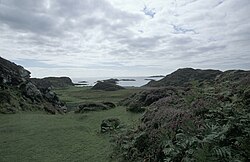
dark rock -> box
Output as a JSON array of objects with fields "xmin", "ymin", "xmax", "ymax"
[{"xmin": 101, "ymin": 118, "xmax": 121, "ymax": 133}]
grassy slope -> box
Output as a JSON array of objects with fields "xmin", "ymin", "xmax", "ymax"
[{"xmin": 0, "ymin": 86, "xmax": 141, "ymax": 162}]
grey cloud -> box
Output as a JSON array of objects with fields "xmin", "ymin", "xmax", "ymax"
[
  {"xmin": 0, "ymin": 0, "xmax": 250, "ymax": 78},
  {"xmin": 170, "ymin": 36, "xmax": 193, "ymax": 45},
  {"xmin": 0, "ymin": 5, "xmax": 58, "ymax": 35},
  {"xmin": 171, "ymin": 24, "xmax": 197, "ymax": 34},
  {"xmin": 0, "ymin": 0, "xmax": 142, "ymax": 36},
  {"xmin": 196, "ymin": 45, "xmax": 226, "ymax": 53},
  {"xmin": 126, "ymin": 36, "xmax": 163, "ymax": 49}
]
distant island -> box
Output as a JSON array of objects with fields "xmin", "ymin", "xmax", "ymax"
[
  {"xmin": 78, "ymin": 80, "xmax": 87, "ymax": 83},
  {"xmin": 148, "ymin": 75, "xmax": 165, "ymax": 78},
  {"xmin": 144, "ymin": 78, "xmax": 155, "ymax": 81},
  {"xmin": 74, "ymin": 83, "xmax": 88, "ymax": 86},
  {"xmin": 119, "ymin": 79, "xmax": 136, "ymax": 81}
]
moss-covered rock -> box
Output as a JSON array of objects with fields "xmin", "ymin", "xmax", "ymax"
[{"xmin": 101, "ymin": 118, "xmax": 121, "ymax": 133}]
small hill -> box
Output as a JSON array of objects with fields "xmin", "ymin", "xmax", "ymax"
[
  {"xmin": 91, "ymin": 81, "xmax": 125, "ymax": 91},
  {"xmin": 30, "ymin": 77, "xmax": 73, "ymax": 89},
  {"xmin": 145, "ymin": 68, "xmax": 222, "ymax": 87},
  {"xmin": 0, "ymin": 57, "xmax": 67, "ymax": 114},
  {"xmin": 43, "ymin": 77, "xmax": 74, "ymax": 87}
]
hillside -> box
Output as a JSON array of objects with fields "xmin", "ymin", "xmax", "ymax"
[
  {"xmin": 116, "ymin": 69, "xmax": 250, "ymax": 161},
  {"xmin": 145, "ymin": 68, "xmax": 222, "ymax": 87}
]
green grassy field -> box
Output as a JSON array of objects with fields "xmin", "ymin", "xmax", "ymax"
[{"xmin": 0, "ymin": 86, "xmax": 141, "ymax": 162}]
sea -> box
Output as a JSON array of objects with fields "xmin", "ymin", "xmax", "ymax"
[{"xmin": 72, "ymin": 76, "xmax": 164, "ymax": 87}]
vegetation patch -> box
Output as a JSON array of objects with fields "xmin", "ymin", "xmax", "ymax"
[{"xmin": 114, "ymin": 70, "xmax": 250, "ymax": 162}]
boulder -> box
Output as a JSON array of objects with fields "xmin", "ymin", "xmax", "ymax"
[{"xmin": 101, "ymin": 118, "xmax": 121, "ymax": 133}]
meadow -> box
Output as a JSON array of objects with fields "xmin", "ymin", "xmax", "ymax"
[{"xmin": 0, "ymin": 86, "xmax": 141, "ymax": 162}]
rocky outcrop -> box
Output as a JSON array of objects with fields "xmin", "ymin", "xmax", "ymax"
[
  {"xmin": 101, "ymin": 118, "xmax": 121, "ymax": 133},
  {"xmin": 0, "ymin": 57, "xmax": 67, "ymax": 114}
]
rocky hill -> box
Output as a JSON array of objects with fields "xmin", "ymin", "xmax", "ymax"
[
  {"xmin": 145, "ymin": 68, "xmax": 222, "ymax": 87},
  {"xmin": 42, "ymin": 77, "xmax": 74, "ymax": 87},
  {"xmin": 116, "ymin": 68, "xmax": 250, "ymax": 162},
  {"xmin": 91, "ymin": 79, "xmax": 125, "ymax": 91},
  {"xmin": 30, "ymin": 77, "xmax": 73, "ymax": 89},
  {"xmin": 0, "ymin": 57, "xmax": 67, "ymax": 114}
]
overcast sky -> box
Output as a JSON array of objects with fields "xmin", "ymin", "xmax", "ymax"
[{"xmin": 0, "ymin": 0, "xmax": 250, "ymax": 78}]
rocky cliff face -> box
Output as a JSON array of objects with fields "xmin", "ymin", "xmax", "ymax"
[{"xmin": 0, "ymin": 57, "xmax": 67, "ymax": 114}]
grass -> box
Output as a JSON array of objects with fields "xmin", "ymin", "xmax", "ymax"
[
  {"xmin": 0, "ymin": 86, "xmax": 142, "ymax": 162},
  {"xmin": 55, "ymin": 86, "xmax": 142, "ymax": 110}
]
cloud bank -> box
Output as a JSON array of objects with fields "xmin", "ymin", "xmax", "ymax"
[{"xmin": 0, "ymin": 0, "xmax": 249, "ymax": 77}]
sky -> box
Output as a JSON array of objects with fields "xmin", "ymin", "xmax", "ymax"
[{"xmin": 0, "ymin": 0, "xmax": 250, "ymax": 78}]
